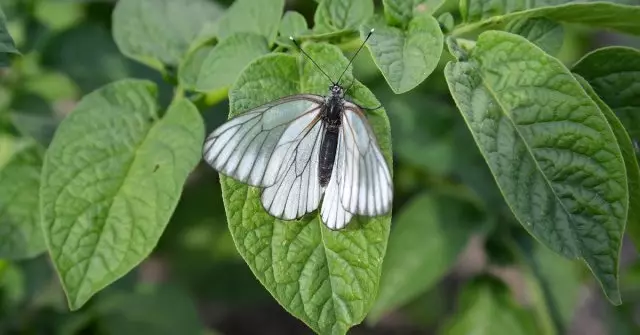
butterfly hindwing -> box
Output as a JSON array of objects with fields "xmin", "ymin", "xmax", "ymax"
[{"xmin": 338, "ymin": 103, "xmax": 392, "ymax": 216}]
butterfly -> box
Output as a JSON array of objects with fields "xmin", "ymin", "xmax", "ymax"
[{"xmin": 202, "ymin": 29, "xmax": 392, "ymax": 230}]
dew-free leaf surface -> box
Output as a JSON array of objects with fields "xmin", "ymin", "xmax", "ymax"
[{"xmin": 40, "ymin": 80, "xmax": 204, "ymax": 310}]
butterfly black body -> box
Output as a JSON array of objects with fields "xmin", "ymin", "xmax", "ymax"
[{"xmin": 318, "ymin": 84, "xmax": 345, "ymax": 187}]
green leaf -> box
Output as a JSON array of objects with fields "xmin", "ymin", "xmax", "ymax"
[
  {"xmin": 572, "ymin": 47, "xmax": 640, "ymax": 139},
  {"xmin": 458, "ymin": 1, "xmax": 640, "ymax": 36},
  {"xmin": 440, "ymin": 275, "xmax": 538, "ymax": 335},
  {"xmin": 437, "ymin": 12, "xmax": 455, "ymax": 33},
  {"xmin": 444, "ymin": 31, "xmax": 627, "ymax": 305},
  {"xmin": 521, "ymin": 242, "xmax": 582, "ymax": 333},
  {"xmin": 221, "ymin": 43, "xmax": 392, "ymax": 334},
  {"xmin": 112, "ymin": 0, "xmax": 223, "ymax": 68},
  {"xmin": 382, "ymin": 0, "xmax": 444, "ymax": 26},
  {"xmin": 506, "ymin": 18, "xmax": 564, "ymax": 55},
  {"xmin": 179, "ymin": 33, "xmax": 269, "ymax": 93},
  {"xmin": 40, "ymin": 79, "xmax": 205, "ymax": 310},
  {"xmin": 314, "ymin": 0, "xmax": 374, "ymax": 32},
  {"xmin": 0, "ymin": 143, "xmax": 46, "ymax": 260},
  {"xmin": 574, "ymin": 74, "xmax": 640, "ymax": 257},
  {"xmin": 216, "ymin": 0, "xmax": 284, "ymax": 44},
  {"xmin": 279, "ymin": 11, "xmax": 308, "ymax": 37},
  {"xmin": 368, "ymin": 192, "xmax": 480, "ymax": 323},
  {"xmin": 0, "ymin": 6, "xmax": 19, "ymax": 66},
  {"xmin": 362, "ymin": 14, "xmax": 443, "ymax": 94}
]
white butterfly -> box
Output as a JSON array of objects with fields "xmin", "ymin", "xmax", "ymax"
[{"xmin": 202, "ymin": 30, "xmax": 392, "ymax": 230}]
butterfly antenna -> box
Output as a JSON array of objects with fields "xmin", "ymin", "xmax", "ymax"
[
  {"xmin": 290, "ymin": 36, "xmax": 335, "ymax": 84},
  {"xmin": 336, "ymin": 28, "xmax": 374, "ymax": 85}
]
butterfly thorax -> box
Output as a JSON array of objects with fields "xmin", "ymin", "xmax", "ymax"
[{"xmin": 318, "ymin": 85, "xmax": 345, "ymax": 187}]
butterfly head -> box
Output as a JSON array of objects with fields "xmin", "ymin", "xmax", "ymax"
[{"xmin": 329, "ymin": 84, "xmax": 344, "ymax": 99}]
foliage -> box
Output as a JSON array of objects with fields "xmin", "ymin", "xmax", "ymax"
[{"xmin": 1, "ymin": 0, "xmax": 640, "ymax": 334}]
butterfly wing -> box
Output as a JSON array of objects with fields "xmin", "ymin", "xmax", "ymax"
[
  {"xmin": 261, "ymin": 117, "xmax": 324, "ymax": 220},
  {"xmin": 320, "ymin": 130, "xmax": 353, "ymax": 229},
  {"xmin": 320, "ymin": 102, "xmax": 392, "ymax": 230},
  {"xmin": 338, "ymin": 103, "xmax": 393, "ymax": 216},
  {"xmin": 203, "ymin": 95, "xmax": 324, "ymax": 187}
]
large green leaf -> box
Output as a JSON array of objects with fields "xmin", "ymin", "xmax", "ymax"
[
  {"xmin": 179, "ymin": 33, "xmax": 269, "ymax": 93},
  {"xmin": 220, "ymin": 43, "xmax": 392, "ymax": 334},
  {"xmin": 361, "ymin": 14, "xmax": 443, "ymax": 94},
  {"xmin": 0, "ymin": 143, "xmax": 46, "ymax": 260},
  {"xmin": 0, "ymin": 6, "xmax": 18, "ymax": 66},
  {"xmin": 216, "ymin": 0, "xmax": 284, "ymax": 44},
  {"xmin": 40, "ymin": 80, "xmax": 204, "ymax": 310},
  {"xmin": 574, "ymin": 74, "xmax": 640, "ymax": 256},
  {"xmin": 457, "ymin": 1, "xmax": 640, "ymax": 36},
  {"xmin": 367, "ymin": 192, "xmax": 480, "ymax": 323},
  {"xmin": 572, "ymin": 47, "xmax": 640, "ymax": 139},
  {"xmin": 506, "ymin": 18, "xmax": 564, "ymax": 56},
  {"xmin": 314, "ymin": 0, "xmax": 374, "ymax": 33},
  {"xmin": 382, "ymin": 0, "xmax": 444, "ymax": 26},
  {"xmin": 112, "ymin": 0, "xmax": 223, "ymax": 68},
  {"xmin": 444, "ymin": 31, "xmax": 627, "ymax": 305},
  {"xmin": 439, "ymin": 275, "xmax": 538, "ymax": 335}
]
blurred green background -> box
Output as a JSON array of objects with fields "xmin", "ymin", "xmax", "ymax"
[{"xmin": 1, "ymin": 0, "xmax": 640, "ymax": 334}]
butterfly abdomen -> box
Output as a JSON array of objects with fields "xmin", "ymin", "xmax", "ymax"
[{"xmin": 319, "ymin": 124, "xmax": 339, "ymax": 187}]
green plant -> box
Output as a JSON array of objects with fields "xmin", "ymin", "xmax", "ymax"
[{"xmin": 1, "ymin": 0, "xmax": 640, "ymax": 334}]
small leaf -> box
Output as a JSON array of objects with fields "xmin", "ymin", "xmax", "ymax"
[
  {"xmin": 0, "ymin": 7, "xmax": 19, "ymax": 66},
  {"xmin": 574, "ymin": 74, "xmax": 640, "ymax": 257},
  {"xmin": 437, "ymin": 12, "xmax": 455, "ymax": 33},
  {"xmin": 221, "ymin": 43, "xmax": 392, "ymax": 334},
  {"xmin": 506, "ymin": 18, "xmax": 564, "ymax": 55},
  {"xmin": 444, "ymin": 31, "xmax": 627, "ymax": 305},
  {"xmin": 179, "ymin": 33, "xmax": 269, "ymax": 93},
  {"xmin": 0, "ymin": 143, "xmax": 46, "ymax": 260},
  {"xmin": 41, "ymin": 79, "xmax": 205, "ymax": 310},
  {"xmin": 459, "ymin": 1, "xmax": 640, "ymax": 36},
  {"xmin": 572, "ymin": 47, "xmax": 640, "ymax": 139},
  {"xmin": 112, "ymin": 0, "xmax": 223, "ymax": 68},
  {"xmin": 368, "ymin": 192, "xmax": 481, "ymax": 323},
  {"xmin": 382, "ymin": 0, "xmax": 444, "ymax": 26},
  {"xmin": 362, "ymin": 14, "xmax": 443, "ymax": 94},
  {"xmin": 440, "ymin": 275, "xmax": 538, "ymax": 335},
  {"xmin": 216, "ymin": 0, "xmax": 284, "ymax": 44},
  {"xmin": 279, "ymin": 11, "xmax": 308, "ymax": 37},
  {"xmin": 314, "ymin": 0, "xmax": 374, "ymax": 32}
]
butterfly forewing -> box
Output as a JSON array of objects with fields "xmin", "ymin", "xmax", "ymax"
[
  {"xmin": 203, "ymin": 95, "xmax": 323, "ymax": 187},
  {"xmin": 262, "ymin": 117, "xmax": 324, "ymax": 220}
]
